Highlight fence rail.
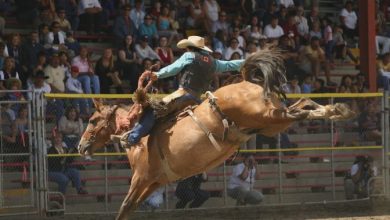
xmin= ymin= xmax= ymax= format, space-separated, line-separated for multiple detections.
xmin=0 ymin=91 xmax=388 ymax=217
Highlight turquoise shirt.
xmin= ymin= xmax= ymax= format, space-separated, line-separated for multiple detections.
xmin=156 ymin=52 xmax=244 ymax=79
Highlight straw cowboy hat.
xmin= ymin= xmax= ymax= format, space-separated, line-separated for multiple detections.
xmin=177 ymin=36 xmax=213 ymax=53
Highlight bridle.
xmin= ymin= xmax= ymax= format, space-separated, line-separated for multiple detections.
xmin=84 ymin=105 xmax=119 ymax=144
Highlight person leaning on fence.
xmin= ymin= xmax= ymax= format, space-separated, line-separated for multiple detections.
xmin=47 ymin=133 xmax=88 ymax=195
xmin=227 ymin=153 xmax=264 ymax=206
xmin=344 ymin=155 xmax=377 ymax=199
xmin=175 ymin=172 xmax=210 ymax=209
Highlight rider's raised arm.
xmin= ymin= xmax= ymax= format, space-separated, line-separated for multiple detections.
xmin=214 ymin=59 xmax=244 ymax=73
xmin=155 ymin=52 xmax=195 ymax=79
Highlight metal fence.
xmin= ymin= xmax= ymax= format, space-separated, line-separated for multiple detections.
xmin=0 ymin=91 xmax=389 ymax=217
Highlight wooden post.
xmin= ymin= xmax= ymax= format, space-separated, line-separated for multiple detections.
xmin=359 ymin=0 xmax=377 ymax=92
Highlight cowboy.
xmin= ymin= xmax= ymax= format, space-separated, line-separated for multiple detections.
xmin=120 ymin=36 xmax=245 ymax=147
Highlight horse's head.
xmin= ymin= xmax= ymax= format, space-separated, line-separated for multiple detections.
xmin=78 ymin=99 xmax=118 ymax=156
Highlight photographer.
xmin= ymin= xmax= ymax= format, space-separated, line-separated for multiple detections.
xmin=345 ymin=155 xmax=377 ymax=199
xmin=227 ymin=153 xmax=264 ymax=206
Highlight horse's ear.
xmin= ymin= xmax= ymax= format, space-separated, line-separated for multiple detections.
xmin=93 ymin=98 xmax=104 ymax=112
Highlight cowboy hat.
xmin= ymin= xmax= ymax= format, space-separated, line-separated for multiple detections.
xmin=177 ymin=36 xmax=213 ymax=53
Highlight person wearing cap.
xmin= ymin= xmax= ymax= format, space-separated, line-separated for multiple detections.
xmin=135 ymin=35 xmax=161 ymax=62
xmin=66 ymin=66 xmax=88 ymax=115
xmin=119 ymin=35 xmax=244 ymax=148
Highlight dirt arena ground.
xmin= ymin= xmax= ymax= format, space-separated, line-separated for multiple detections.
xmin=2 ymin=198 xmax=390 ymax=220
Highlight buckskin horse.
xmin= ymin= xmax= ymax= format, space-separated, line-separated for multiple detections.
xmin=77 ymin=50 xmax=354 ymax=220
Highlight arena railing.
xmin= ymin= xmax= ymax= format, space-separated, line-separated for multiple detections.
xmin=38 ymin=92 xmax=389 ymax=215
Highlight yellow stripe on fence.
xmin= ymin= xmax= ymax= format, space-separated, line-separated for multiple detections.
xmin=44 ymin=92 xmax=383 ymax=99
xmin=47 ymin=146 xmax=383 ymax=157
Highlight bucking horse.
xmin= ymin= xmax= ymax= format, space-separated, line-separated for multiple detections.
xmin=77 ymin=49 xmax=355 ymax=219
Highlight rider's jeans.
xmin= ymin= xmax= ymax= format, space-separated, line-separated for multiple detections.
xmin=127 ymin=93 xmax=200 ymax=145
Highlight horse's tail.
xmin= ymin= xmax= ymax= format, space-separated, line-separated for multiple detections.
xmin=240 ymin=48 xmax=287 ymax=99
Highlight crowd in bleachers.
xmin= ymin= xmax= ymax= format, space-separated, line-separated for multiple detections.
xmin=0 ymin=0 xmax=387 ymax=158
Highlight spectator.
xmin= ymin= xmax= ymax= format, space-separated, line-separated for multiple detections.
xmin=298 ymin=37 xmax=335 ymax=86
xmin=20 ymin=31 xmax=44 ymax=78
xmin=14 ymin=105 xmax=29 ymax=151
xmin=211 ymin=11 xmax=229 ymax=35
xmin=277 ymin=6 xmax=288 ymax=27
xmin=113 ymin=4 xmax=137 ymax=48
xmin=47 ymin=133 xmax=88 ymax=195
xmin=78 ymin=0 xmax=103 ymax=34
xmin=135 ymin=35 xmax=160 ymax=62
xmin=377 ymin=52 xmax=390 ymax=90
xmin=312 ymin=78 xmax=327 ymax=93
xmin=149 ymin=1 xmax=161 ymax=19
xmin=231 ymin=27 xmax=246 ymax=49
xmin=282 ymin=15 xmax=299 ymax=47
xmin=280 ymin=0 xmax=295 ymax=8
xmin=240 ymin=0 xmax=257 ymax=18
xmin=355 ymin=72 xmax=368 ymax=93
xmin=7 ymin=34 xmax=22 ymax=70
xmin=213 ymin=29 xmax=227 ymax=53
xmin=34 ymin=51 xmax=48 ymax=73
xmin=203 ymin=0 xmax=220 ymax=34
xmin=186 ymin=0 xmax=205 ymax=29
xmin=46 ymin=21 xmax=67 ymax=52
xmin=358 ymin=100 xmax=382 ymax=144
xmin=309 ymin=21 xmax=322 ymax=41
xmin=263 ymin=1 xmax=278 ymax=27
xmin=38 ymin=24 xmax=50 ymax=47
xmin=0 ymin=57 xmax=19 ymax=90
xmin=44 ymin=53 xmax=66 ymax=120
xmin=65 ymin=31 xmax=81 ymax=56
xmin=295 ymin=6 xmax=309 ymax=43
xmin=157 ymin=6 xmax=178 ymax=45
xmin=339 ymin=1 xmax=358 ymax=40
xmin=54 ymin=8 xmax=72 ymax=33
xmin=118 ymin=35 xmax=139 ymax=92
xmin=34 ymin=6 xmax=55 ymax=28
xmin=58 ymin=106 xmax=84 ymax=150
xmin=224 ymin=38 xmax=243 ymax=60
xmin=323 ymin=18 xmax=335 ymax=62
xmin=44 ymin=54 xmax=66 ymax=93
xmin=333 ymin=25 xmax=358 ymax=64
xmin=284 ymin=74 xmax=301 ymax=94
xmin=249 ymin=25 xmax=264 ymax=42
xmin=175 ymin=173 xmax=210 ymax=209
xmin=141 ymin=187 xmax=165 ymax=210
xmin=71 ymin=47 xmax=100 ymax=94
xmin=39 ymin=0 xmax=56 ymax=19
xmin=245 ymin=41 xmax=259 ymax=57
xmin=345 ymin=156 xmax=377 ymax=199
xmin=27 ymin=70 xmax=51 ymax=101
xmin=307 ymin=6 xmax=320 ymax=32
xmin=155 ymin=36 xmax=174 ymax=67
xmin=95 ymin=48 xmax=122 ymax=94
xmin=301 ymin=74 xmax=313 ymax=93
xmin=65 ymin=66 xmax=88 ymax=115
xmin=0 ymin=42 xmax=5 ymax=70
xmin=130 ymin=0 xmax=146 ymax=29
xmin=139 ymin=14 xmax=159 ymax=46
xmin=263 ymin=16 xmax=284 ymax=40
xmin=227 ymin=153 xmax=264 ymax=206
xmin=338 ymin=75 xmax=357 ymax=93
xmin=58 ymin=51 xmax=71 ymax=77
xmin=54 ymin=0 xmax=79 ymax=31
xmin=5 ymin=78 xmax=25 ymax=113
xmin=0 ymin=103 xmax=17 ymax=156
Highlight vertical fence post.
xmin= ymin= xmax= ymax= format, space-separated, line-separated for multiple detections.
xmin=223 ymin=161 xmax=227 ymax=207
xmin=27 ymin=98 xmax=35 ymax=208
xmin=383 ymin=91 xmax=389 ymax=198
xmin=104 ymin=147 xmax=109 ymax=212
xmin=277 ymin=133 xmax=282 ymax=203
xmin=330 ymin=97 xmax=336 ymax=200
xmin=0 ymin=104 xmax=3 ymax=208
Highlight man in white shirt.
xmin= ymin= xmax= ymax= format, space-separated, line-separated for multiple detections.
xmin=264 ymin=16 xmax=284 ymax=40
xmin=44 ymin=54 xmax=66 ymax=93
xmin=339 ymin=1 xmax=358 ymax=39
xmin=135 ymin=35 xmax=161 ymax=62
xmin=78 ymin=0 xmax=103 ymax=34
xmin=227 ymin=154 xmax=264 ymax=206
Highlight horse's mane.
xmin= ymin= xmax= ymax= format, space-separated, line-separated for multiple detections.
xmin=240 ymin=48 xmax=287 ymax=99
